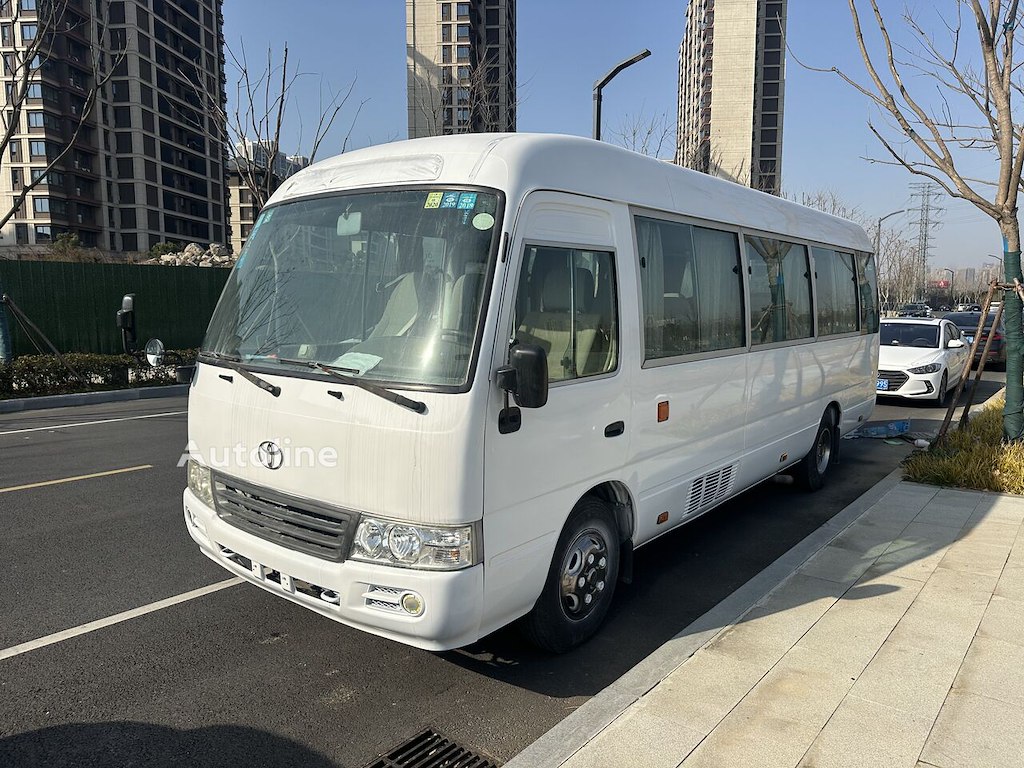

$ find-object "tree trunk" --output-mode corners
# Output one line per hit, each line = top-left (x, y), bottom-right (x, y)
(1000, 218), (1023, 442)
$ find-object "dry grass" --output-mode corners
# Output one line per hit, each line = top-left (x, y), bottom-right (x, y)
(903, 395), (1024, 494)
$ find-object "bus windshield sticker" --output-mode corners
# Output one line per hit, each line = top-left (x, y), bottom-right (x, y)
(424, 192), (443, 209)
(439, 191), (461, 209)
(457, 192), (478, 210)
(472, 212), (495, 230)
(332, 352), (383, 375)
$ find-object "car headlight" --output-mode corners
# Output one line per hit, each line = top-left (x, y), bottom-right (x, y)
(350, 516), (479, 570)
(187, 459), (214, 508)
(908, 363), (942, 374)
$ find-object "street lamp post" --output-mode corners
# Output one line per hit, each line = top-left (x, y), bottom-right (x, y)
(874, 208), (905, 256)
(943, 268), (955, 308)
(593, 49), (652, 141)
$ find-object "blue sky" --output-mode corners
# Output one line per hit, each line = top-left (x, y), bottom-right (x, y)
(222, 0), (999, 269)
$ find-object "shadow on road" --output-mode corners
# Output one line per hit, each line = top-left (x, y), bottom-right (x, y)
(0, 722), (339, 768)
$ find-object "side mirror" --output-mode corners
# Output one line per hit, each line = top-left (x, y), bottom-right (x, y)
(144, 338), (165, 367)
(497, 344), (548, 409)
(116, 293), (136, 353)
(947, 339), (966, 349)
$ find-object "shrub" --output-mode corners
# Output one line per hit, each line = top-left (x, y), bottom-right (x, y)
(903, 395), (1024, 494)
(0, 350), (196, 398)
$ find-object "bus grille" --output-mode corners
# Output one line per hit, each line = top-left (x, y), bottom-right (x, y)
(213, 474), (356, 562)
(877, 369), (909, 390)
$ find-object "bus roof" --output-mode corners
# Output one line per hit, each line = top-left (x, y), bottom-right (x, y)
(268, 133), (873, 253)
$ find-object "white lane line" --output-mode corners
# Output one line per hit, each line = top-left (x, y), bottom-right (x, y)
(0, 578), (243, 662)
(0, 410), (186, 436)
(0, 464), (154, 493)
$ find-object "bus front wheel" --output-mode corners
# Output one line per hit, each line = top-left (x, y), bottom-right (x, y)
(523, 498), (620, 653)
(797, 409), (836, 492)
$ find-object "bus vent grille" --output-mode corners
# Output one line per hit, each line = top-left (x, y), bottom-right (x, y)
(363, 727), (497, 768)
(687, 465), (736, 516)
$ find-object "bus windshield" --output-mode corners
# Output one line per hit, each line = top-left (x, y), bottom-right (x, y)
(202, 189), (501, 388)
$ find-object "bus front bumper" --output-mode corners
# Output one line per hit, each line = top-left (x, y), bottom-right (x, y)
(182, 489), (484, 651)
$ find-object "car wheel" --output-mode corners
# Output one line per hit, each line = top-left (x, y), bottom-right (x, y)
(796, 409), (835, 492)
(934, 371), (948, 405)
(522, 498), (620, 653)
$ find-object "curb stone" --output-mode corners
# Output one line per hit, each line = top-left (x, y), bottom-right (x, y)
(0, 384), (188, 414)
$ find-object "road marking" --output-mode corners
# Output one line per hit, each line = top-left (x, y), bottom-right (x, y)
(0, 410), (187, 437)
(0, 464), (154, 493)
(0, 578), (242, 662)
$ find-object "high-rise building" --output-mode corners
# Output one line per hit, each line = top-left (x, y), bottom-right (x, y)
(676, 0), (787, 194)
(0, 0), (227, 254)
(227, 142), (308, 254)
(406, 0), (516, 138)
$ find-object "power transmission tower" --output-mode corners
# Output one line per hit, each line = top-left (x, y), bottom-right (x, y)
(909, 183), (944, 300)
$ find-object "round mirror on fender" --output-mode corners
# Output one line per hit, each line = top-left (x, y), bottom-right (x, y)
(144, 338), (165, 367)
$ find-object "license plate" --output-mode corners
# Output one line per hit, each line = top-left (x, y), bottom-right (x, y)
(876, 378), (890, 391)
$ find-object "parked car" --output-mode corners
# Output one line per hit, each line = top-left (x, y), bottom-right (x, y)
(877, 318), (970, 403)
(944, 311), (1008, 369)
(896, 302), (934, 318)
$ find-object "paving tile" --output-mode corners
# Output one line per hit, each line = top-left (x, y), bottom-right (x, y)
(830, 520), (904, 553)
(994, 565), (1024, 602)
(861, 522), (960, 583)
(914, 501), (977, 529)
(952, 635), (1024, 708)
(798, 694), (934, 768)
(724, 645), (857, 730)
(977, 595), (1024, 647)
(920, 690), (1024, 768)
(561, 706), (704, 768)
(681, 707), (820, 768)
(849, 637), (963, 716)
(798, 543), (880, 587)
(795, 575), (922, 670)
(955, 520), (1020, 547)
(916, 565), (999, 602)
(936, 539), (1012, 578)
(708, 574), (843, 668)
(883, 594), (987, 662)
(635, 648), (769, 735)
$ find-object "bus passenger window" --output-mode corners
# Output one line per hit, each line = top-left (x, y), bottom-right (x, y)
(514, 246), (618, 382)
(636, 216), (744, 359)
(746, 235), (813, 345)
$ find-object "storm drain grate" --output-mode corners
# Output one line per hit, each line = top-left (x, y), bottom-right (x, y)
(364, 728), (498, 768)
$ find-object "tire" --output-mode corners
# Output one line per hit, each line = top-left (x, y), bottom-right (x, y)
(522, 498), (620, 653)
(934, 371), (948, 405)
(796, 409), (836, 492)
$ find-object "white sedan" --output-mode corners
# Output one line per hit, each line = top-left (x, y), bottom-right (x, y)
(877, 318), (970, 404)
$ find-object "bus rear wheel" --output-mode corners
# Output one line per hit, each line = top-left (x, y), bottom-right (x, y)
(796, 409), (835, 492)
(523, 498), (620, 653)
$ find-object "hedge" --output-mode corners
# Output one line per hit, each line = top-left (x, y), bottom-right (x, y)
(0, 350), (196, 398)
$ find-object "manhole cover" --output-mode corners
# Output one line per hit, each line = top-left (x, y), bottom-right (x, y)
(364, 727), (498, 768)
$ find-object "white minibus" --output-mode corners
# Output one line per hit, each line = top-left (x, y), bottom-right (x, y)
(181, 134), (878, 652)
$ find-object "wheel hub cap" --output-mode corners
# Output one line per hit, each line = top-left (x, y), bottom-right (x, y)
(559, 530), (609, 619)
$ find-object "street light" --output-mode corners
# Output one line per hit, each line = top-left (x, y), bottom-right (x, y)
(943, 268), (954, 308)
(593, 49), (652, 141)
(873, 209), (905, 256)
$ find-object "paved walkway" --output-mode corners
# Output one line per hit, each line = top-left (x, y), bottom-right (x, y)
(518, 481), (1024, 768)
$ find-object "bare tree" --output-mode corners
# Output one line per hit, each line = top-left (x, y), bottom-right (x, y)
(0, 0), (125, 232)
(608, 111), (675, 159)
(409, 56), (517, 138)
(799, 1), (1024, 440)
(197, 43), (365, 212)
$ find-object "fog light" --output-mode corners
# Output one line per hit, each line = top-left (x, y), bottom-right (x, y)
(401, 591), (424, 616)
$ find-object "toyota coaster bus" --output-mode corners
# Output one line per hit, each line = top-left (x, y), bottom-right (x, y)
(181, 134), (879, 652)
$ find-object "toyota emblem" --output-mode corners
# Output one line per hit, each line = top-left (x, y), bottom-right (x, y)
(257, 441), (284, 470)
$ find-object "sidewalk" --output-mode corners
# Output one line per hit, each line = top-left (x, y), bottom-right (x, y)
(516, 480), (1024, 768)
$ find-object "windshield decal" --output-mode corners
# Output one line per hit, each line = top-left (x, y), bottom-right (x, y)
(472, 212), (495, 231)
(457, 192), (478, 210)
(424, 192), (443, 209)
(439, 191), (461, 208)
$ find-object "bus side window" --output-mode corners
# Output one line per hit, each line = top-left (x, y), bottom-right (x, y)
(514, 246), (618, 382)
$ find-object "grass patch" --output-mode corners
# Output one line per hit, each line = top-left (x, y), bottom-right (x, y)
(903, 394), (1024, 494)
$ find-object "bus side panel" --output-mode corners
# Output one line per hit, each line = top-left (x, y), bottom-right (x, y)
(629, 354), (749, 546)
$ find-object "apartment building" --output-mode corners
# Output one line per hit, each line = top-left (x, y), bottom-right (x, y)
(406, 0), (516, 138)
(226, 143), (307, 254)
(676, 0), (787, 194)
(0, 0), (227, 254)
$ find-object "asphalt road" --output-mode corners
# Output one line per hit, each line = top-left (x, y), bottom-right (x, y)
(0, 371), (1007, 767)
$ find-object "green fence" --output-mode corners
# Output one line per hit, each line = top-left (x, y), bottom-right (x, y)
(0, 261), (230, 355)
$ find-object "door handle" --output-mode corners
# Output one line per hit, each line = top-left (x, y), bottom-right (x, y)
(604, 421), (625, 438)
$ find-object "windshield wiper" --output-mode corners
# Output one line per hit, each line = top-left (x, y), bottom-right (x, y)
(199, 351), (281, 397)
(276, 357), (426, 414)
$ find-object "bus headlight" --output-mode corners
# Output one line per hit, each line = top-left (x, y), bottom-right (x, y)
(350, 516), (479, 570)
(187, 459), (214, 508)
